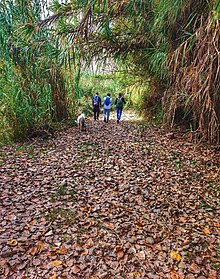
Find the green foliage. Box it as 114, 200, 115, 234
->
0, 0, 78, 143
77, 71, 128, 106
80, 73, 123, 97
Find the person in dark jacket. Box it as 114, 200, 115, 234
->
114, 92, 126, 123
92, 92, 102, 120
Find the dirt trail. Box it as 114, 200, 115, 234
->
0, 112, 220, 278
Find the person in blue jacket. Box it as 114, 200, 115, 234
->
103, 93, 112, 123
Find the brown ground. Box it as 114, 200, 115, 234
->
0, 112, 220, 278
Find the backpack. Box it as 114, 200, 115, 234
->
104, 96, 111, 106
116, 97, 123, 108
93, 96, 99, 106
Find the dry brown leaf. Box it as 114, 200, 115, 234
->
30, 220, 36, 225
45, 230, 53, 236
170, 271, 179, 279
117, 250, 124, 260
210, 256, 220, 262
0, 259, 6, 266
37, 241, 46, 252
203, 228, 211, 234
136, 224, 143, 230
71, 266, 81, 274
8, 239, 18, 246
104, 222, 115, 229
85, 239, 94, 248
208, 270, 217, 279
170, 251, 182, 261
49, 275, 57, 279
27, 246, 38, 255
134, 272, 141, 278
40, 217, 46, 222
51, 260, 63, 268
189, 262, 200, 274
81, 248, 89, 255
114, 246, 123, 252
57, 246, 67, 255
136, 251, 145, 260
135, 219, 144, 230
3, 268, 10, 277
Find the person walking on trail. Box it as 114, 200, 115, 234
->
92, 92, 101, 120
103, 93, 112, 123
115, 92, 126, 123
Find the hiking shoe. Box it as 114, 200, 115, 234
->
117, 120, 119, 124
104, 118, 106, 122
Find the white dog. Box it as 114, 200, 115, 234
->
76, 113, 86, 131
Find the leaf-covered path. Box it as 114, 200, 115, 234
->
1, 113, 220, 279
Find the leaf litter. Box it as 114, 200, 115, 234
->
0, 112, 220, 278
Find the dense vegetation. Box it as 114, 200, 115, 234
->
0, 0, 220, 143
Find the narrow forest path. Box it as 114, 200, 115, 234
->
0, 112, 220, 279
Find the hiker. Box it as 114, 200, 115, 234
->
92, 92, 101, 120
115, 92, 126, 123
103, 93, 112, 123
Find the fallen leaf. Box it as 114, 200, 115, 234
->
117, 251, 124, 260
3, 268, 10, 277
27, 246, 38, 255
33, 259, 41, 266
134, 271, 141, 278
40, 217, 46, 222
114, 246, 123, 252
189, 262, 200, 274
57, 246, 67, 255
170, 251, 182, 261
37, 241, 46, 252
136, 224, 143, 229
170, 271, 179, 279
45, 230, 53, 236
71, 266, 81, 274
85, 239, 94, 248
8, 239, 17, 246
136, 251, 145, 260
51, 260, 63, 268
0, 259, 6, 266
203, 228, 211, 234
30, 220, 36, 225
135, 219, 144, 230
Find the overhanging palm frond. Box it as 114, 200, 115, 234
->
164, 13, 220, 143
37, 12, 64, 28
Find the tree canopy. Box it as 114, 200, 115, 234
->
0, 0, 220, 143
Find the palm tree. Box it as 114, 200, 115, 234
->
162, 0, 220, 143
